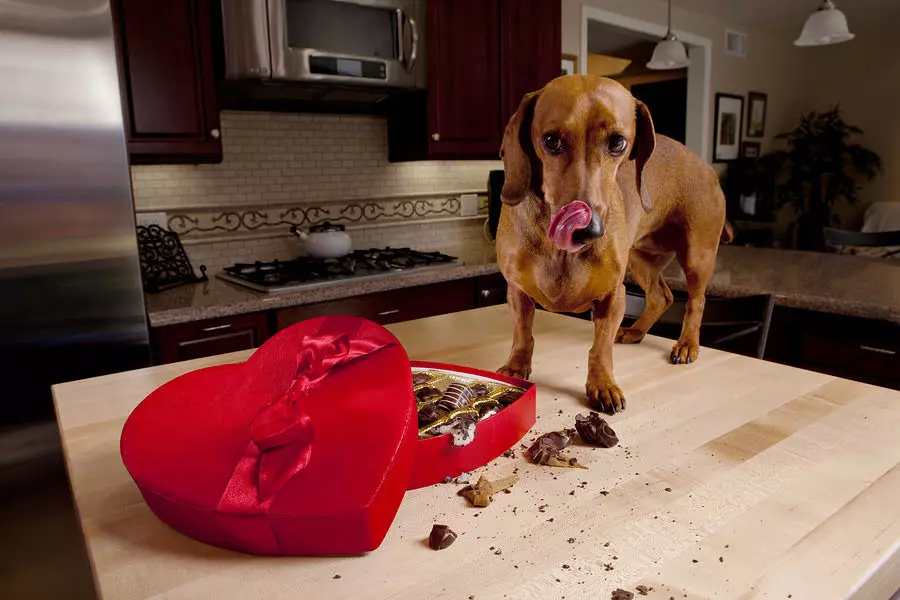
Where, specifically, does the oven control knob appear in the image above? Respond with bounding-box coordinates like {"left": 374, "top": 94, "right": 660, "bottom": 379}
{"left": 431, "top": 132, "right": 441, "bottom": 141}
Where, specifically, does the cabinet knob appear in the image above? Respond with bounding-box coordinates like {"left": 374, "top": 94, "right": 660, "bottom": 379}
{"left": 431, "top": 132, "right": 441, "bottom": 141}
{"left": 210, "top": 128, "right": 220, "bottom": 139}
{"left": 480, "top": 289, "right": 491, "bottom": 298}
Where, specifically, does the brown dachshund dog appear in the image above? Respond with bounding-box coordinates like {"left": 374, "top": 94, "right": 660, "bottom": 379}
{"left": 495, "top": 75, "right": 730, "bottom": 414}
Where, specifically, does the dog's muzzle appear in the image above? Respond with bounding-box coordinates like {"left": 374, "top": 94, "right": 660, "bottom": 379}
{"left": 547, "top": 201, "right": 604, "bottom": 252}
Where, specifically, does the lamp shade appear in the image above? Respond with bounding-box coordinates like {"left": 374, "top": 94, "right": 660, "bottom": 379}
{"left": 647, "top": 35, "right": 690, "bottom": 70}
{"left": 795, "top": 1, "right": 854, "bottom": 46}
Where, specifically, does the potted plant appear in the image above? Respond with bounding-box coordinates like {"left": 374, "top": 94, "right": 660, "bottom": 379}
{"left": 762, "top": 106, "right": 881, "bottom": 251}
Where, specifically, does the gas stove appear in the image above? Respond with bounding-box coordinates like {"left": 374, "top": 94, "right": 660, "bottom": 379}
{"left": 217, "top": 247, "right": 460, "bottom": 293}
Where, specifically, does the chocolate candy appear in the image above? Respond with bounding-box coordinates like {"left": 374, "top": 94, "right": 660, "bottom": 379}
{"left": 611, "top": 590, "right": 634, "bottom": 600}
{"left": 436, "top": 383, "right": 475, "bottom": 412}
{"left": 469, "top": 383, "right": 490, "bottom": 397}
{"left": 417, "top": 404, "right": 443, "bottom": 427}
{"left": 493, "top": 389, "right": 522, "bottom": 406}
{"left": 412, "top": 371, "right": 433, "bottom": 385}
{"left": 428, "top": 524, "right": 457, "bottom": 550}
{"left": 415, "top": 386, "right": 442, "bottom": 403}
{"left": 527, "top": 430, "right": 586, "bottom": 469}
{"left": 447, "top": 413, "right": 478, "bottom": 447}
{"left": 575, "top": 412, "right": 618, "bottom": 447}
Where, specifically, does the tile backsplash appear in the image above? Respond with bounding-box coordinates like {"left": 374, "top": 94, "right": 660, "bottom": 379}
{"left": 131, "top": 111, "right": 500, "bottom": 210}
{"left": 131, "top": 111, "right": 501, "bottom": 272}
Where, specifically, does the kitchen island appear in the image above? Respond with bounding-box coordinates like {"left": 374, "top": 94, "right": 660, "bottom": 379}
{"left": 53, "top": 306, "right": 900, "bottom": 600}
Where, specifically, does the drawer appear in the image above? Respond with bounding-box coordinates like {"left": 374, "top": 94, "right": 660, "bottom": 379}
{"left": 152, "top": 312, "right": 271, "bottom": 364}
{"left": 799, "top": 313, "right": 900, "bottom": 385}
{"left": 276, "top": 279, "right": 476, "bottom": 330}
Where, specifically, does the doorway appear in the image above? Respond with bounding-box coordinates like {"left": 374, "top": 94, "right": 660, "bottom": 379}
{"left": 581, "top": 6, "right": 712, "bottom": 161}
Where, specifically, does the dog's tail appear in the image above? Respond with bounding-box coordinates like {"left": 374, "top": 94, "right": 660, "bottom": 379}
{"left": 721, "top": 221, "right": 735, "bottom": 245}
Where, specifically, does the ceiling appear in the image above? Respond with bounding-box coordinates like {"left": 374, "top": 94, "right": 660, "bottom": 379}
{"left": 672, "top": 0, "right": 900, "bottom": 35}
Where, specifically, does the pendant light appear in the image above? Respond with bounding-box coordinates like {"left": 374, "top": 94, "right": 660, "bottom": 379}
{"left": 647, "top": 0, "right": 690, "bottom": 70}
{"left": 795, "top": 0, "right": 855, "bottom": 47}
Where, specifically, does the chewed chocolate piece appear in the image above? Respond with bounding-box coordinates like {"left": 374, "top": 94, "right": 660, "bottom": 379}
{"left": 458, "top": 474, "right": 519, "bottom": 507}
{"left": 575, "top": 412, "right": 619, "bottom": 447}
{"left": 412, "top": 371, "right": 434, "bottom": 385}
{"left": 415, "top": 386, "right": 442, "bottom": 403}
{"left": 469, "top": 383, "right": 490, "bottom": 397}
{"left": 494, "top": 389, "right": 523, "bottom": 406}
{"left": 611, "top": 589, "right": 634, "bottom": 600}
{"left": 527, "top": 431, "right": 587, "bottom": 469}
{"left": 417, "top": 404, "right": 443, "bottom": 427}
{"left": 428, "top": 524, "right": 457, "bottom": 550}
{"left": 448, "top": 414, "right": 478, "bottom": 447}
{"left": 436, "top": 383, "right": 475, "bottom": 412}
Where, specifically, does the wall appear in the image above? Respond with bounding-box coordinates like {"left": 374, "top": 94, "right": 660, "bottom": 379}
{"left": 133, "top": 112, "right": 500, "bottom": 272}
{"left": 562, "top": 0, "right": 809, "bottom": 158}
{"left": 799, "top": 30, "right": 899, "bottom": 221}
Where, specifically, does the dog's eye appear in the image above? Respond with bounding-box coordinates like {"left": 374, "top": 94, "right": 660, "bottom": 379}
{"left": 542, "top": 133, "right": 564, "bottom": 155}
{"left": 607, "top": 134, "right": 627, "bottom": 156}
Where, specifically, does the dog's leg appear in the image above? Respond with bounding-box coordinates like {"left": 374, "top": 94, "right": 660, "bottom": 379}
{"left": 616, "top": 250, "right": 675, "bottom": 344}
{"left": 671, "top": 245, "right": 717, "bottom": 364}
{"left": 498, "top": 285, "right": 535, "bottom": 379}
{"left": 586, "top": 284, "right": 627, "bottom": 413}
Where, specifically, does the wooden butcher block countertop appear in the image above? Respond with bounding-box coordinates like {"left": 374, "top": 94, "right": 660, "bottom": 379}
{"left": 52, "top": 306, "right": 900, "bottom": 600}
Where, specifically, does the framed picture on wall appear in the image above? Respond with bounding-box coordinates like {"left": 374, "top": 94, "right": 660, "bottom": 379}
{"left": 747, "top": 91, "right": 768, "bottom": 138}
{"left": 713, "top": 93, "right": 744, "bottom": 162}
{"left": 561, "top": 54, "right": 578, "bottom": 76}
{"left": 742, "top": 141, "right": 761, "bottom": 158}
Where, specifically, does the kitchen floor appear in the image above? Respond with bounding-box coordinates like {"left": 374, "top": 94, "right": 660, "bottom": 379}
{"left": 0, "top": 423, "right": 96, "bottom": 600}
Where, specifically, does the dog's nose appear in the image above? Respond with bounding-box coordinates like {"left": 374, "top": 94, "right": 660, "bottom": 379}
{"left": 571, "top": 210, "right": 605, "bottom": 243}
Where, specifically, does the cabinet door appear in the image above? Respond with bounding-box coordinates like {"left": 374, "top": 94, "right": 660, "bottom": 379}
{"left": 500, "top": 0, "right": 561, "bottom": 128}
{"left": 112, "top": 0, "right": 222, "bottom": 164}
{"left": 427, "top": 0, "right": 501, "bottom": 157}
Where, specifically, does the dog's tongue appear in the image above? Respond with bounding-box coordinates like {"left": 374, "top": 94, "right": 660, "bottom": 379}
{"left": 548, "top": 201, "right": 592, "bottom": 252}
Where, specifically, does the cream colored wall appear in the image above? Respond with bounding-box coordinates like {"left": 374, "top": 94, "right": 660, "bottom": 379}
{"left": 799, "top": 32, "right": 899, "bottom": 214}
{"left": 562, "top": 0, "right": 809, "bottom": 159}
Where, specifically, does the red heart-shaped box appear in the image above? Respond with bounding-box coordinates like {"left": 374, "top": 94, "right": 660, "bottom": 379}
{"left": 121, "top": 316, "right": 417, "bottom": 556}
{"left": 121, "top": 316, "right": 535, "bottom": 556}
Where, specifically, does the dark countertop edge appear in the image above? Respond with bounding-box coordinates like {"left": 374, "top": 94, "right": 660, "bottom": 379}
{"left": 147, "top": 261, "right": 502, "bottom": 328}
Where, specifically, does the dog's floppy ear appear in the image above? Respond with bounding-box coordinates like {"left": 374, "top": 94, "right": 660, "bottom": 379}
{"left": 629, "top": 100, "right": 656, "bottom": 212}
{"left": 500, "top": 91, "right": 541, "bottom": 205}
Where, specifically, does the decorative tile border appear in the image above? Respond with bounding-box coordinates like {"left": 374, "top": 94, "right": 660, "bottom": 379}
{"left": 149, "top": 193, "right": 488, "bottom": 239}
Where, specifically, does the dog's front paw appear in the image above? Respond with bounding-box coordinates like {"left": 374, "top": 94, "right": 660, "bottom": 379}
{"left": 498, "top": 363, "right": 532, "bottom": 380}
{"left": 670, "top": 339, "right": 699, "bottom": 364}
{"left": 615, "top": 326, "right": 646, "bottom": 344}
{"left": 586, "top": 381, "right": 626, "bottom": 414}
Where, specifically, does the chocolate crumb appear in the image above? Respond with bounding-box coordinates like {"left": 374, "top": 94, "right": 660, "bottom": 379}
{"left": 567, "top": 537, "right": 576, "bottom": 543}
{"left": 547, "top": 518, "right": 554, "bottom": 522}
{"left": 494, "top": 549, "right": 502, "bottom": 555}
{"left": 665, "top": 487, "right": 672, "bottom": 492}
{"left": 333, "top": 575, "right": 341, "bottom": 579}
{"left": 429, "top": 524, "right": 457, "bottom": 550}
{"left": 611, "top": 589, "right": 634, "bottom": 600}
{"left": 692, "top": 559, "right": 699, "bottom": 563}
{"left": 603, "top": 563, "right": 614, "bottom": 571}
{"left": 636, "top": 585, "right": 652, "bottom": 596}
{"left": 719, "top": 556, "right": 724, "bottom": 563}
{"left": 562, "top": 564, "right": 570, "bottom": 569}
{"left": 603, "top": 541, "right": 610, "bottom": 547}
{"left": 569, "top": 490, "right": 575, "bottom": 495}
{"left": 600, "top": 490, "right": 609, "bottom": 496}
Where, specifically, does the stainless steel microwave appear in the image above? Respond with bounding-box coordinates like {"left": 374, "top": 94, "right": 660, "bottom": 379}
{"left": 221, "top": 0, "right": 426, "bottom": 89}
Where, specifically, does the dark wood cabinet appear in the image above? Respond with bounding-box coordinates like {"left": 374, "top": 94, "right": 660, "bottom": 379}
{"left": 112, "top": 0, "right": 222, "bottom": 164}
{"left": 426, "top": 0, "right": 501, "bottom": 157}
{"left": 499, "top": 0, "right": 562, "bottom": 128}
{"left": 152, "top": 312, "right": 270, "bottom": 364}
{"left": 389, "top": 0, "right": 560, "bottom": 160}
{"left": 475, "top": 273, "right": 508, "bottom": 307}
{"left": 276, "top": 280, "right": 476, "bottom": 330}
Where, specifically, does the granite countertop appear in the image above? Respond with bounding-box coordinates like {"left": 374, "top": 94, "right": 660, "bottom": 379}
{"left": 663, "top": 245, "right": 900, "bottom": 324}
{"left": 145, "top": 245, "right": 500, "bottom": 327}
{"left": 145, "top": 244, "right": 900, "bottom": 328}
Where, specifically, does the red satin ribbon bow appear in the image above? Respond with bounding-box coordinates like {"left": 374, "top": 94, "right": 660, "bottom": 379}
{"left": 218, "top": 320, "right": 396, "bottom": 513}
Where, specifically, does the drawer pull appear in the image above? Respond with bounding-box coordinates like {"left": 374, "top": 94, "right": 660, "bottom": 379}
{"left": 378, "top": 309, "right": 400, "bottom": 316}
{"left": 860, "top": 345, "right": 896, "bottom": 356}
{"left": 480, "top": 289, "right": 491, "bottom": 298}
{"left": 201, "top": 324, "right": 233, "bottom": 333}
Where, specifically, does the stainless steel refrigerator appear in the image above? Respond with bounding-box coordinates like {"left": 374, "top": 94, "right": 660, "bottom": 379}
{"left": 0, "top": 0, "right": 150, "bottom": 425}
